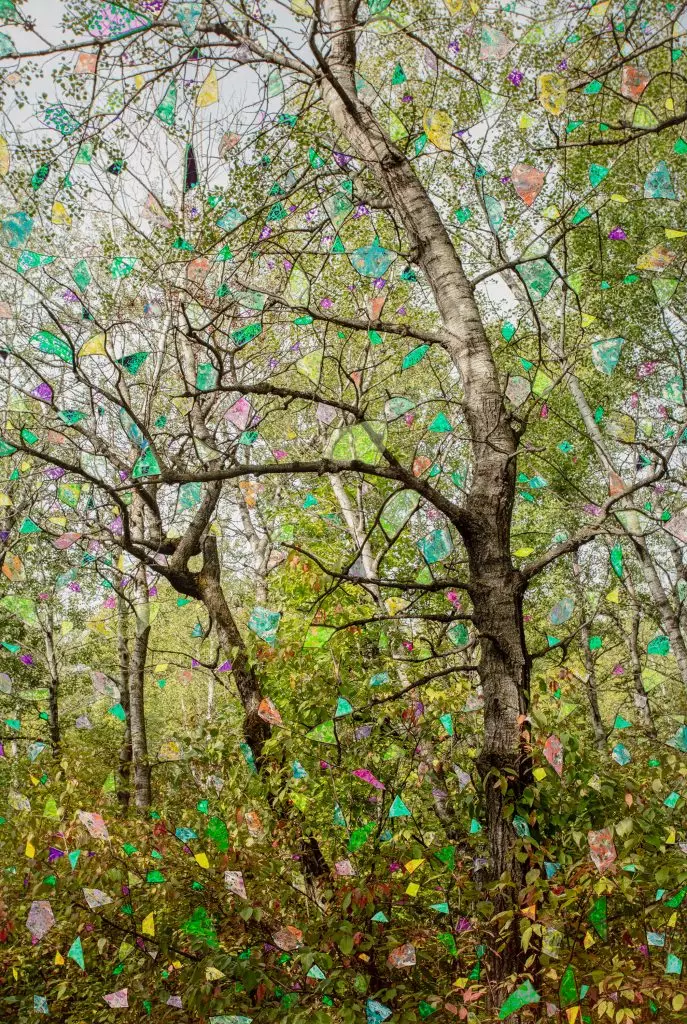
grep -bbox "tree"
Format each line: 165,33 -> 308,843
1,0 -> 687,1008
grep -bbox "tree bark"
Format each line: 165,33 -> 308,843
130,567 -> 152,810
317,0 -> 530,976
578,616 -> 607,754
628,595 -> 657,737
42,608 -> 60,758
116,590 -> 132,809
631,535 -> 687,688
572,559 -> 607,752
197,534 -> 271,765
196,534 -> 327,877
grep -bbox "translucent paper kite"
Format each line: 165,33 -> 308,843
103,989 -> 128,1008
349,238 -> 396,277
77,810 -> 109,839
27,901 -> 55,940
87,3 -> 150,39
224,870 -> 247,898
247,607 -> 281,646
387,942 -> 416,967
82,887 -> 113,909
366,1000 -> 393,1024
272,925 -> 303,950
588,828 -> 617,873
543,735 -> 563,775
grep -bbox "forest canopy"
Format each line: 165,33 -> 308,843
0,0 -> 686,1019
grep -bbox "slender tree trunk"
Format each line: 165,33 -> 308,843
628,601 -> 657,737
318,0 -> 531,976
116,590 -> 132,809
196,534 -> 327,878
130,567 -> 152,810
330,475 -> 379,594
42,609 -> 60,758
631,535 -> 687,687
579,617 -> 607,753
573,559 -> 606,752
197,535 -> 270,763
160,482 -> 327,877
666,534 -> 687,630
207,674 -> 215,722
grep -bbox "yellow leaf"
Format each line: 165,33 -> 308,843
565,1007 -> 579,1024
142,912 -> 155,936
580,313 -> 596,328
442,0 -> 462,11
583,930 -> 594,949
292,0 -> 313,13
196,67 -> 218,107
195,852 -> 210,869
518,113 -> 534,130
422,109 -> 453,151
665,228 -> 687,238
405,882 -> 419,896
135,74 -> 145,90
514,547 -> 534,557
610,193 -> 628,202
404,858 -> 425,873
206,966 -> 225,980
0,494 -> 12,507
606,589 -> 619,604
533,766 -> 547,781
673,994 -> 685,1012
666,827 -> 676,844
25,839 -> 35,858
55,951 -> 65,965
668,911 -> 678,927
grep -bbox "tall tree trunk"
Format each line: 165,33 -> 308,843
207,674 -> 215,722
130,567 -> 152,810
631,535 -> 687,687
628,601 -> 657,737
116,590 -> 132,809
578,616 -> 607,754
197,535 -> 270,764
42,608 -> 60,758
318,0 -> 531,976
196,534 -> 327,878
161,483 -> 328,878
573,558 -> 606,752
